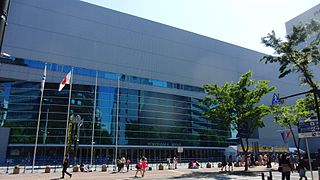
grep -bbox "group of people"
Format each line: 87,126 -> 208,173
116,156 -> 131,173
188,160 -> 200,169
278,154 -> 308,180
60,151 -> 316,180
235,153 -> 272,168
220,155 -> 234,171
167,156 -> 178,169
234,153 -> 308,180
61,154 -> 146,178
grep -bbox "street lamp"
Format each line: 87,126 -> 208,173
73,115 -> 83,164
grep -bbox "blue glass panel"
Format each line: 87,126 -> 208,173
24,59 -> 45,69
13,58 -> 204,94
74,67 -> 95,76
150,80 -> 167,87
63,66 -> 72,73
98,72 -> 118,80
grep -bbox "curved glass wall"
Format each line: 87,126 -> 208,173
0,57 -> 231,164
1,82 -> 230,146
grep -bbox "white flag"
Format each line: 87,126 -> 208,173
58,71 -> 71,91
41,65 -> 47,92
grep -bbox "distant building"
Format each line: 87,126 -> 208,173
285,3 -> 320,153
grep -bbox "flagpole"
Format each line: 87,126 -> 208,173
63,68 -> 73,161
32,64 -> 47,173
90,71 -> 98,167
114,75 -> 120,170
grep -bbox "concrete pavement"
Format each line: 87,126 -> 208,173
0,164 -> 318,180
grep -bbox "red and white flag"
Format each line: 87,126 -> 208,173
58,71 -> 72,91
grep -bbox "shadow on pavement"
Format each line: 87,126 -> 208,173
169,171 -> 260,180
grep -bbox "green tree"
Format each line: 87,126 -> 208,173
272,98 -> 312,158
261,19 -> 320,118
202,71 -> 275,171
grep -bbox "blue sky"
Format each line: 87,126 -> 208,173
83,0 -> 319,54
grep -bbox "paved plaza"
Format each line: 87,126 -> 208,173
0,164 -> 318,180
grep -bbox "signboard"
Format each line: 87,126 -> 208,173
298,119 -> 320,138
237,146 -> 253,152
272,93 -> 281,105
273,146 -> 289,153
259,146 -> 273,152
237,146 -> 288,152
177,147 -> 183,153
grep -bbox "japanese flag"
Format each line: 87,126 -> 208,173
58,71 -> 71,91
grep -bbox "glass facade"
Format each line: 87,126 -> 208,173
0,57 -> 204,93
0,57 -> 232,165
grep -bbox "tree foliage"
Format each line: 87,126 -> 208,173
202,71 -> 275,171
261,19 -> 320,89
272,98 -> 313,158
273,98 -> 312,127
203,71 -> 276,135
261,19 -> 320,140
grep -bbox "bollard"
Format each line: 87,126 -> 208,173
268,171 -> 272,180
23,164 -> 26,173
54,163 -> 57,173
261,172 -> 265,180
6,163 -> 8,174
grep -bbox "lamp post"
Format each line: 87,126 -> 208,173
42,98 -> 50,144
73,115 -> 83,164
114,75 -> 120,171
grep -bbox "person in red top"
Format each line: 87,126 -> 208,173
126,159 -> 131,172
134,161 -> 143,178
141,157 -> 148,177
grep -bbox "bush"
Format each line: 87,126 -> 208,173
13,165 -> 20,174
45,166 -> 50,173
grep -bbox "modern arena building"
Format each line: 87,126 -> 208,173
0,0 -> 306,164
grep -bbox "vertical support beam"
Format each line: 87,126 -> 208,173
0,0 -> 10,53
305,138 -> 314,180
313,90 -> 320,128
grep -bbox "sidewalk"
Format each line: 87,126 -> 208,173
0,164 -> 318,180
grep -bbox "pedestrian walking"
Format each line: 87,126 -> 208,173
173,156 -> 178,169
134,160 -> 143,178
61,154 -> 72,179
126,159 -> 131,172
266,154 -> 272,168
228,155 -> 233,171
166,157 -> 171,169
279,154 -> 292,180
221,156 -> 227,171
250,154 -> 255,166
297,159 -> 307,180
120,156 -> 126,172
117,158 -> 122,173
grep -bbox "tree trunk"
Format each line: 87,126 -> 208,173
289,124 -> 301,159
239,137 -> 249,171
